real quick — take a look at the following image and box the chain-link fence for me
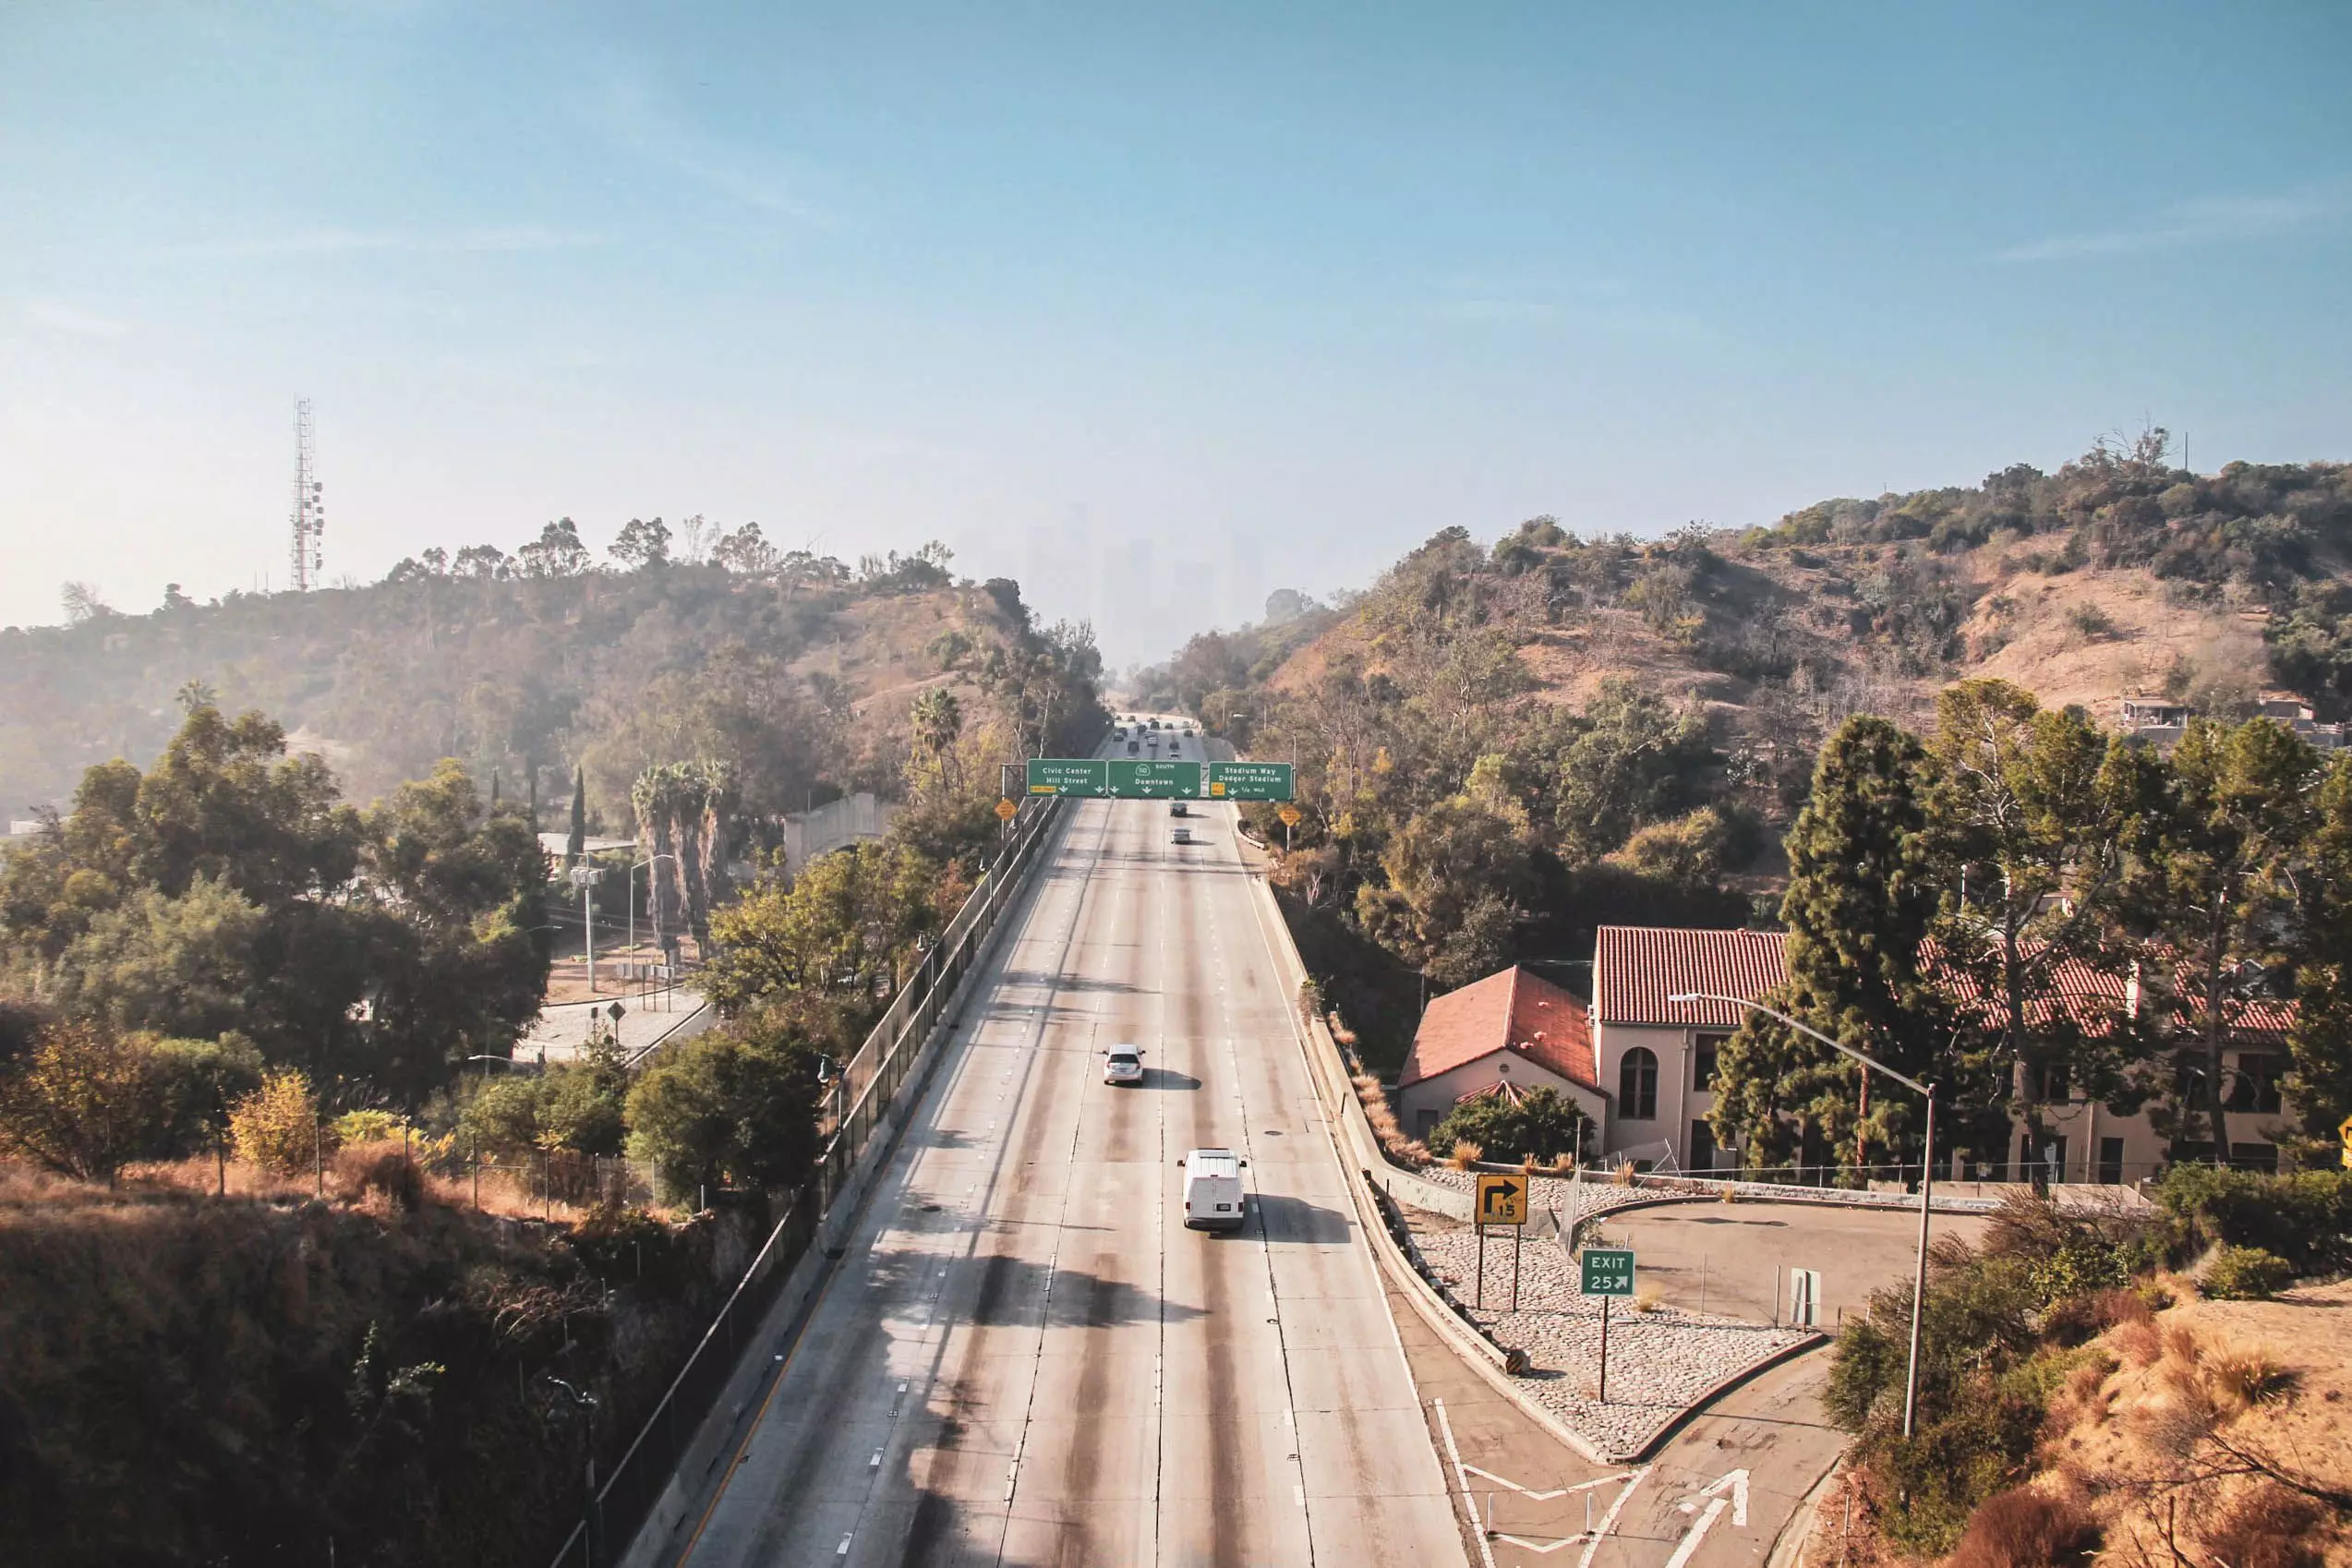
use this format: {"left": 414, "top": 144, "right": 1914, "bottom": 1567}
{"left": 547, "top": 790, "right": 1066, "bottom": 1568}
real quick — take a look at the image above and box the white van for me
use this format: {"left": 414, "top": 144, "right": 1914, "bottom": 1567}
{"left": 1180, "top": 1147, "right": 1248, "bottom": 1230}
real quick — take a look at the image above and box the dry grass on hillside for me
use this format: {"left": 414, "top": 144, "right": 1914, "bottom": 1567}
{"left": 1266, "top": 535, "right": 2287, "bottom": 739}
{"left": 2001, "top": 1280, "right": 2352, "bottom": 1567}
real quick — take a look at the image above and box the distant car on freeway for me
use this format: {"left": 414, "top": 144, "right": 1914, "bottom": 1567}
{"left": 1104, "top": 1043, "right": 1144, "bottom": 1085}
{"left": 1171, "top": 825, "right": 1192, "bottom": 844}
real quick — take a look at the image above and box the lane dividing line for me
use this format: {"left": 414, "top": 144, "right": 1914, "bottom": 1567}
{"left": 1432, "top": 1399, "right": 1499, "bottom": 1568}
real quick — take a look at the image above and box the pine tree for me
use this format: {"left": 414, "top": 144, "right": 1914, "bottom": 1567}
{"left": 1711, "top": 717, "right": 1952, "bottom": 1180}
{"left": 2105, "top": 718, "right": 2318, "bottom": 1164}
{"left": 2287, "top": 753, "right": 2352, "bottom": 1160}
{"left": 567, "top": 766, "right": 587, "bottom": 864}
{"left": 1924, "top": 680, "right": 2118, "bottom": 1179}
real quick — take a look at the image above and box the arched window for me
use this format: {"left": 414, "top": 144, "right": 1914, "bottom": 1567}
{"left": 1620, "top": 1047, "right": 1658, "bottom": 1121}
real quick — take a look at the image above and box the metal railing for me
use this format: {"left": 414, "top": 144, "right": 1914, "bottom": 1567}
{"left": 547, "top": 791, "right": 1066, "bottom": 1568}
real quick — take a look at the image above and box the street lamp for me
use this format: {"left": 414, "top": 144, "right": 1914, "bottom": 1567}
{"left": 566, "top": 864, "right": 606, "bottom": 995}
{"left": 1669, "top": 991, "right": 1939, "bottom": 1440}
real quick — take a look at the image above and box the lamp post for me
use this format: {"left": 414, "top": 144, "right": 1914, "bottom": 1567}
{"left": 1670, "top": 991, "right": 1938, "bottom": 1440}
{"left": 629, "top": 853, "right": 679, "bottom": 1004}
{"left": 566, "top": 864, "right": 606, "bottom": 995}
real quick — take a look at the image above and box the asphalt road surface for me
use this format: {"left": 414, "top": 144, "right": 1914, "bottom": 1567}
{"left": 670, "top": 781, "right": 1465, "bottom": 1568}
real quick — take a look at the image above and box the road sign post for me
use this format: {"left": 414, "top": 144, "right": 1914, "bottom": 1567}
{"left": 1474, "top": 1175, "right": 1527, "bottom": 1310}
{"left": 1277, "top": 802, "right": 1301, "bottom": 853}
{"left": 1581, "top": 1248, "right": 1635, "bottom": 1401}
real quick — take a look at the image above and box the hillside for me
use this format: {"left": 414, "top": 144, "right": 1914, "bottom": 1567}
{"left": 0, "top": 525, "right": 1105, "bottom": 829}
{"left": 1258, "top": 437, "right": 2352, "bottom": 763}
{"left": 1132, "top": 438, "right": 2352, "bottom": 1071}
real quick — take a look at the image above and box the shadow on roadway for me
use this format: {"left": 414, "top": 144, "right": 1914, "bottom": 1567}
{"left": 1250, "top": 1191, "right": 1355, "bottom": 1246}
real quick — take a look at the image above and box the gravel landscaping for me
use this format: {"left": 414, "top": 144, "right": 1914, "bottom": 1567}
{"left": 1397, "top": 1199, "right": 1816, "bottom": 1459}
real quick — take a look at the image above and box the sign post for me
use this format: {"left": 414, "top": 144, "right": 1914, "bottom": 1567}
{"left": 1474, "top": 1174, "right": 1527, "bottom": 1309}
{"left": 1581, "top": 1248, "right": 1636, "bottom": 1401}
{"left": 1277, "top": 802, "right": 1301, "bottom": 853}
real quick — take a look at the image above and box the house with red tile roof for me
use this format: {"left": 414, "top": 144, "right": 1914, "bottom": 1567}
{"left": 1395, "top": 966, "right": 1604, "bottom": 1142}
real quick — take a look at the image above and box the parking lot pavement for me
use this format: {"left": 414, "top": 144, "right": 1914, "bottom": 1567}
{"left": 1590, "top": 1200, "right": 1991, "bottom": 1328}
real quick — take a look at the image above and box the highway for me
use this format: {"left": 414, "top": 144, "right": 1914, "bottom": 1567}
{"left": 669, "top": 764, "right": 1466, "bottom": 1567}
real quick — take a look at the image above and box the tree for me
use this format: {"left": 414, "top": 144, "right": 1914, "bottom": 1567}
{"left": 1923, "top": 681, "right": 2121, "bottom": 1175}
{"left": 1712, "top": 718, "right": 1954, "bottom": 1178}
{"left": 47, "top": 877, "right": 266, "bottom": 1042}
{"left": 1552, "top": 681, "right": 1719, "bottom": 862}
{"left": 609, "top": 516, "right": 672, "bottom": 571}
{"left": 702, "top": 841, "right": 936, "bottom": 1018}
{"left": 2105, "top": 718, "right": 2319, "bottom": 1164}
{"left": 623, "top": 1011, "right": 822, "bottom": 1199}
{"left": 515, "top": 518, "right": 592, "bottom": 578}
{"left": 226, "top": 1067, "right": 324, "bottom": 1176}
{"left": 2287, "top": 754, "right": 2352, "bottom": 1159}
{"left": 1359, "top": 755, "right": 1536, "bottom": 988}
{"left": 0, "top": 1019, "right": 184, "bottom": 1183}
{"left": 567, "top": 766, "right": 586, "bottom": 863}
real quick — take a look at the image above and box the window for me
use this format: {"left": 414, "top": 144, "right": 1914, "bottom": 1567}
{"left": 1694, "top": 1033, "right": 1727, "bottom": 1091}
{"left": 2225, "top": 1054, "right": 2285, "bottom": 1114}
{"left": 2027, "top": 1059, "right": 2071, "bottom": 1102}
{"left": 1688, "top": 1118, "right": 1717, "bottom": 1171}
{"left": 1620, "top": 1046, "right": 1658, "bottom": 1120}
{"left": 2097, "top": 1137, "right": 2126, "bottom": 1186}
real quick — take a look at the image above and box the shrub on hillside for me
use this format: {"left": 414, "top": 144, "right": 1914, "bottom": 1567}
{"left": 2202, "top": 1245, "right": 2295, "bottom": 1300}
{"left": 1425, "top": 1087, "right": 1588, "bottom": 1163}
{"left": 1829, "top": 1195, "right": 2164, "bottom": 1554}
{"left": 2156, "top": 1164, "right": 2352, "bottom": 1274}
{"left": 228, "top": 1068, "right": 327, "bottom": 1175}
{"left": 1947, "top": 1488, "right": 2100, "bottom": 1568}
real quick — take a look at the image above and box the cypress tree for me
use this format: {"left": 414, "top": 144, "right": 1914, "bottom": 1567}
{"left": 567, "top": 766, "right": 587, "bottom": 863}
{"left": 1711, "top": 717, "right": 1953, "bottom": 1180}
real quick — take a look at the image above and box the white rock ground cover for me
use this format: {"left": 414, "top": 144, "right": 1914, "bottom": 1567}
{"left": 1396, "top": 1186, "right": 1815, "bottom": 1458}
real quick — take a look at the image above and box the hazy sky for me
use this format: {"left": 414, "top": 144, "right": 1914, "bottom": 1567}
{"left": 3, "top": 3, "right": 2347, "bottom": 665}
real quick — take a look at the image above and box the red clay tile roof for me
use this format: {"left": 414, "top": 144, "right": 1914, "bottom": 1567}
{"left": 1594, "top": 926, "right": 1790, "bottom": 1027}
{"left": 1397, "top": 966, "right": 1598, "bottom": 1090}
{"left": 1931, "top": 946, "right": 2296, "bottom": 1038}
{"left": 1594, "top": 923, "right": 2297, "bottom": 1039}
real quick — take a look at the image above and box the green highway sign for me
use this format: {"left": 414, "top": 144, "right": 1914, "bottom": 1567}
{"left": 1207, "top": 760, "right": 1295, "bottom": 802}
{"left": 1581, "top": 1248, "right": 1636, "bottom": 1297}
{"left": 1027, "top": 758, "right": 1109, "bottom": 797}
{"left": 1109, "top": 759, "right": 1201, "bottom": 798}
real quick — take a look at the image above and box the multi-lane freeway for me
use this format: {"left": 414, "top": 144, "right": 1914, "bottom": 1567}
{"left": 666, "top": 755, "right": 1466, "bottom": 1566}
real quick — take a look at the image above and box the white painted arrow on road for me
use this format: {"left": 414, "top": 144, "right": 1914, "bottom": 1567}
{"left": 1660, "top": 1469, "right": 1750, "bottom": 1568}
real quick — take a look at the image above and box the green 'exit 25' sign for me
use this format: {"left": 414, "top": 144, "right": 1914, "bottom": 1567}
{"left": 1581, "top": 1248, "right": 1635, "bottom": 1297}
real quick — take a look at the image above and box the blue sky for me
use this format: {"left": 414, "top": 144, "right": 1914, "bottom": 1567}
{"left": 3, "top": 3, "right": 2346, "bottom": 665}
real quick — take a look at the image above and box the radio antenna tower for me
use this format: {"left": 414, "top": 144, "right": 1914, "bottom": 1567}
{"left": 289, "top": 399, "right": 324, "bottom": 591}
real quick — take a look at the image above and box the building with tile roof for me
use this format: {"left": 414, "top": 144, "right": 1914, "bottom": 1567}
{"left": 1394, "top": 966, "right": 1602, "bottom": 1142}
